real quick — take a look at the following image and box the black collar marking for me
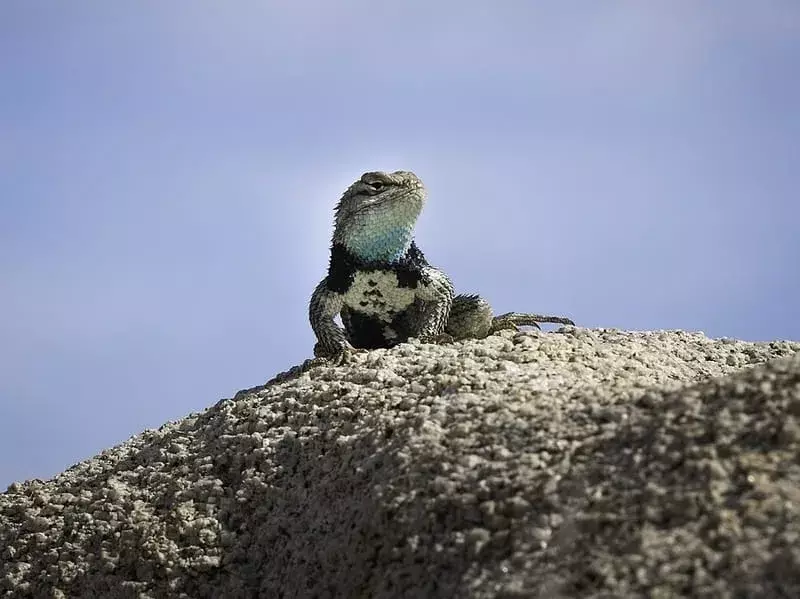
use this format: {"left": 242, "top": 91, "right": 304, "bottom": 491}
{"left": 326, "top": 241, "right": 431, "bottom": 294}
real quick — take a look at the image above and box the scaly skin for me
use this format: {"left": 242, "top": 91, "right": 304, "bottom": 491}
{"left": 309, "top": 170, "right": 575, "bottom": 363}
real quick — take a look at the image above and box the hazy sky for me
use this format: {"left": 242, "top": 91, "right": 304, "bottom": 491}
{"left": 2, "top": 1, "right": 798, "bottom": 488}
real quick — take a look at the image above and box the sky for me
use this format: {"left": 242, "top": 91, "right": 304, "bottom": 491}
{"left": 1, "top": 1, "right": 799, "bottom": 489}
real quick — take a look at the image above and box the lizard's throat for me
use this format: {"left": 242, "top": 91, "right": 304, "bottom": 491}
{"left": 341, "top": 225, "right": 414, "bottom": 264}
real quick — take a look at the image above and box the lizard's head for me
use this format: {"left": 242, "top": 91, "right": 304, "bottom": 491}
{"left": 333, "top": 170, "right": 426, "bottom": 263}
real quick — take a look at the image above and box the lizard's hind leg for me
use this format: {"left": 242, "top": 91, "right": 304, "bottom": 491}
{"left": 445, "top": 294, "right": 494, "bottom": 340}
{"left": 445, "top": 295, "right": 576, "bottom": 341}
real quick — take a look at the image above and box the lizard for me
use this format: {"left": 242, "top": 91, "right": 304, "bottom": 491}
{"left": 309, "top": 170, "right": 575, "bottom": 364}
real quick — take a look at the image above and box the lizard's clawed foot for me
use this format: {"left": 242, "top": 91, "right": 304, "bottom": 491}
{"left": 491, "top": 318, "right": 540, "bottom": 333}
{"left": 313, "top": 342, "right": 367, "bottom": 365}
{"left": 332, "top": 346, "right": 368, "bottom": 365}
{"left": 490, "top": 313, "right": 575, "bottom": 334}
{"left": 418, "top": 332, "right": 455, "bottom": 345}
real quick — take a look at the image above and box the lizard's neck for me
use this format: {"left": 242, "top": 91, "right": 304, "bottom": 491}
{"left": 341, "top": 224, "right": 415, "bottom": 264}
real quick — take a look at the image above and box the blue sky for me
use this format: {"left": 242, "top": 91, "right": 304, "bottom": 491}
{"left": 1, "top": 1, "right": 798, "bottom": 488}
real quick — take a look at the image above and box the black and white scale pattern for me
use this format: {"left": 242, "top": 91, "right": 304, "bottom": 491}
{"left": 324, "top": 242, "right": 453, "bottom": 349}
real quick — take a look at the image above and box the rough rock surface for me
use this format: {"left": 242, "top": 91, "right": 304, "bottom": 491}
{"left": 2, "top": 328, "right": 800, "bottom": 598}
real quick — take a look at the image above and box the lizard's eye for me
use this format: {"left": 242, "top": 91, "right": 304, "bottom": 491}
{"left": 368, "top": 181, "right": 384, "bottom": 192}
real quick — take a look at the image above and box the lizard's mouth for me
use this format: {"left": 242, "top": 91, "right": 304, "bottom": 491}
{"left": 351, "top": 186, "right": 425, "bottom": 218}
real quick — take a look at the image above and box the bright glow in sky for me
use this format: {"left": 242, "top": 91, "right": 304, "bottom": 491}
{"left": 2, "top": 1, "right": 799, "bottom": 488}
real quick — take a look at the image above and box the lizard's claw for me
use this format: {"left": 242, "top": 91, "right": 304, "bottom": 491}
{"left": 313, "top": 342, "right": 366, "bottom": 366}
{"left": 491, "top": 318, "right": 540, "bottom": 333}
{"left": 418, "top": 332, "right": 455, "bottom": 345}
{"left": 330, "top": 346, "right": 367, "bottom": 365}
{"left": 490, "top": 313, "right": 575, "bottom": 335}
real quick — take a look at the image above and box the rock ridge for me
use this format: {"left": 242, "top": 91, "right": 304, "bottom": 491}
{"left": 2, "top": 329, "right": 799, "bottom": 598}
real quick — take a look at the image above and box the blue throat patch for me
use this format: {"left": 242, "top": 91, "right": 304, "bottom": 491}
{"left": 346, "top": 225, "right": 414, "bottom": 264}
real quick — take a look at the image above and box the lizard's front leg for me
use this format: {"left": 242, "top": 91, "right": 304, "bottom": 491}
{"left": 309, "top": 279, "right": 365, "bottom": 364}
{"left": 411, "top": 267, "right": 456, "bottom": 343}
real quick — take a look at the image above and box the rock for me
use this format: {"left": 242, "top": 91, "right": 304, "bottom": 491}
{"left": 2, "top": 329, "right": 799, "bottom": 597}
